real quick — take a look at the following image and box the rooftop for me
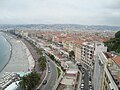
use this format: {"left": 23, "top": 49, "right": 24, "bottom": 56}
{"left": 112, "top": 55, "right": 120, "bottom": 67}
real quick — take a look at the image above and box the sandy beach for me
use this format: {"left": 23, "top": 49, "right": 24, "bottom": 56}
{"left": 0, "top": 34, "right": 35, "bottom": 76}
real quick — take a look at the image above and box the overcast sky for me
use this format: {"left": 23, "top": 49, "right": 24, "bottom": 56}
{"left": 0, "top": 0, "right": 120, "bottom": 26}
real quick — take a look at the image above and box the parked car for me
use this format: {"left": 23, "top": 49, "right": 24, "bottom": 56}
{"left": 81, "top": 86, "right": 84, "bottom": 90}
{"left": 82, "top": 73, "right": 85, "bottom": 78}
{"left": 89, "top": 77, "right": 91, "bottom": 81}
{"left": 89, "top": 85, "right": 92, "bottom": 90}
{"left": 81, "top": 84, "right": 84, "bottom": 90}
{"left": 89, "top": 81, "right": 92, "bottom": 85}
{"left": 48, "top": 65, "right": 50, "bottom": 68}
{"left": 81, "top": 83, "right": 84, "bottom": 87}
{"left": 81, "top": 79, "right": 84, "bottom": 84}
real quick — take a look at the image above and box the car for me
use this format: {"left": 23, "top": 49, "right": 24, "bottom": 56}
{"left": 89, "top": 81, "right": 92, "bottom": 85}
{"left": 48, "top": 65, "right": 50, "bottom": 68}
{"left": 77, "top": 63, "right": 82, "bottom": 67}
{"left": 89, "top": 77, "right": 91, "bottom": 81}
{"left": 81, "top": 79, "right": 84, "bottom": 84}
{"left": 81, "top": 84, "right": 84, "bottom": 90}
{"left": 81, "top": 83, "right": 84, "bottom": 87}
{"left": 81, "top": 86, "right": 84, "bottom": 90}
{"left": 48, "top": 70, "right": 51, "bottom": 73}
{"left": 82, "top": 73, "right": 85, "bottom": 77}
{"left": 42, "top": 80, "right": 47, "bottom": 85}
{"left": 89, "top": 86, "right": 92, "bottom": 90}
{"left": 82, "top": 68, "right": 85, "bottom": 71}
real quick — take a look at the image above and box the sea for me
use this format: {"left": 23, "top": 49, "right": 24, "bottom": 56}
{"left": 0, "top": 32, "right": 11, "bottom": 72}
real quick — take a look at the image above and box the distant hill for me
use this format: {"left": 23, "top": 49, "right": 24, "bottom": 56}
{"left": 104, "top": 31, "right": 120, "bottom": 53}
{"left": 0, "top": 24, "right": 120, "bottom": 31}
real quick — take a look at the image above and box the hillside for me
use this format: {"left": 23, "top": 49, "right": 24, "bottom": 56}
{"left": 105, "top": 31, "right": 120, "bottom": 53}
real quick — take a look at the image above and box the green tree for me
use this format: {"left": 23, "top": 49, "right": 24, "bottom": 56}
{"left": 19, "top": 72, "right": 40, "bottom": 90}
{"left": 115, "top": 30, "right": 120, "bottom": 38}
{"left": 39, "top": 59, "right": 46, "bottom": 71}
{"left": 69, "top": 51, "right": 75, "bottom": 59}
{"left": 36, "top": 48, "right": 43, "bottom": 55}
{"left": 104, "top": 31, "right": 120, "bottom": 53}
{"left": 38, "top": 56, "right": 46, "bottom": 62}
{"left": 38, "top": 56, "right": 46, "bottom": 71}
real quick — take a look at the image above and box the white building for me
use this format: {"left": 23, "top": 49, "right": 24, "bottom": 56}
{"left": 81, "top": 42, "right": 107, "bottom": 69}
{"left": 93, "top": 52, "right": 119, "bottom": 90}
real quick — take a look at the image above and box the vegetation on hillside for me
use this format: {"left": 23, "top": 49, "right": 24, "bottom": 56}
{"left": 115, "top": 31, "right": 120, "bottom": 38}
{"left": 104, "top": 31, "right": 120, "bottom": 53}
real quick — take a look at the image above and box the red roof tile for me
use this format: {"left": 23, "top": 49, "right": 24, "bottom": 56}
{"left": 112, "top": 56, "right": 120, "bottom": 67}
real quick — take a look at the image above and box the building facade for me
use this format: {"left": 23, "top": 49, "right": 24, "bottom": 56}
{"left": 93, "top": 52, "right": 119, "bottom": 90}
{"left": 81, "top": 42, "right": 107, "bottom": 69}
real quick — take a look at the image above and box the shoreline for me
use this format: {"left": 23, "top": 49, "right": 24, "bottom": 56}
{"left": 0, "top": 33, "right": 12, "bottom": 73}
{"left": 11, "top": 34, "right": 35, "bottom": 71}
{"left": 0, "top": 33, "right": 30, "bottom": 74}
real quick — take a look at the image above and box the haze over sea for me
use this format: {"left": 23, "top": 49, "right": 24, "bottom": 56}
{"left": 0, "top": 33, "right": 11, "bottom": 72}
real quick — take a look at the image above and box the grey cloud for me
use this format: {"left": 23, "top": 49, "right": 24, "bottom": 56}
{"left": 0, "top": 0, "right": 120, "bottom": 26}
{"left": 103, "top": 0, "right": 120, "bottom": 9}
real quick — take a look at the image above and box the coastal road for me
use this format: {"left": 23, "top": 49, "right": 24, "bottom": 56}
{"left": 22, "top": 37, "right": 57, "bottom": 90}
{"left": 39, "top": 54, "right": 58, "bottom": 90}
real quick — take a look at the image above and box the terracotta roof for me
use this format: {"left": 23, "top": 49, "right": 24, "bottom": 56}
{"left": 112, "top": 56, "right": 120, "bottom": 67}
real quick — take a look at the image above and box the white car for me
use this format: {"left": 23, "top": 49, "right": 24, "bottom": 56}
{"left": 48, "top": 70, "right": 51, "bottom": 73}
{"left": 81, "top": 86, "right": 84, "bottom": 89}
{"left": 81, "top": 83, "right": 84, "bottom": 87}
{"left": 81, "top": 80, "right": 84, "bottom": 84}
{"left": 89, "top": 81, "right": 92, "bottom": 85}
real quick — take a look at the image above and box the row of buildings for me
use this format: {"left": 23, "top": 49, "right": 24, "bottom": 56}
{"left": 9, "top": 30, "right": 120, "bottom": 90}
{"left": 22, "top": 32, "right": 80, "bottom": 90}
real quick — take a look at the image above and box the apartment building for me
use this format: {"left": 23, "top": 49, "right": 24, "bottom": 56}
{"left": 81, "top": 42, "right": 107, "bottom": 69}
{"left": 93, "top": 52, "right": 119, "bottom": 90}
{"left": 75, "top": 46, "right": 81, "bottom": 63}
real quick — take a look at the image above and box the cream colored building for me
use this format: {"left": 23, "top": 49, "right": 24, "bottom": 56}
{"left": 93, "top": 52, "right": 119, "bottom": 90}
{"left": 75, "top": 46, "right": 81, "bottom": 63}
{"left": 81, "top": 42, "right": 107, "bottom": 69}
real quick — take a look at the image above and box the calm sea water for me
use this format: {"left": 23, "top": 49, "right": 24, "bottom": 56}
{"left": 0, "top": 32, "right": 11, "bottom": 72}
